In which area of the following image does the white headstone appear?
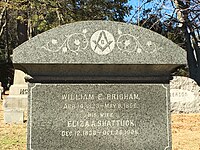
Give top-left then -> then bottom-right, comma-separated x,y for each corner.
170,76 -> 200,113
13,69 -> 27,84
3,69 -> 28,123
0,82 -> 3,99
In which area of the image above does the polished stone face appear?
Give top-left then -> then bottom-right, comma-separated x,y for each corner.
13,21 -> 186,65
27,84 -> 171,150
12,21 -> 186,84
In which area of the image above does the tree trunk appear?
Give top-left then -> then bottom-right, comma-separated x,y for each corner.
173,0 -> 200,85
17,1 -> 29,45
17,11 -> 28,45
184,23 -> 197,80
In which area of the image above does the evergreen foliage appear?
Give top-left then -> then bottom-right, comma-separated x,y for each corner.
0,0 -> 132,88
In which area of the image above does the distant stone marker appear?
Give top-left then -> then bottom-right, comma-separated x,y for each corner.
0,82 -> 3,99
13,69 -> 27,84
3,69 -> 28,123
13,21 -> 186,149
170,76 -> 200,113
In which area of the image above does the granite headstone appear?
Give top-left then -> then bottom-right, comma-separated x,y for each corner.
13,21 -> 186,149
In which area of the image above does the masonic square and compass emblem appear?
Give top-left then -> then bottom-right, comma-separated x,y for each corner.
90,30 -> 115,55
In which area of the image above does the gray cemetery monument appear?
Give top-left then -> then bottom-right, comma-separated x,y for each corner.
13,21 -> 186,150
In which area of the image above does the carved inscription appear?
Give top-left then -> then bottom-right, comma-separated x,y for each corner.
20,88 -> 28,95
29,84 -> 170,150
60,93 -> 139,137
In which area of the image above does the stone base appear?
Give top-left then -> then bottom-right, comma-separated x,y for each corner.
3,95 -> 27,111
4,110 -> 24,124
171,98 -> 200,113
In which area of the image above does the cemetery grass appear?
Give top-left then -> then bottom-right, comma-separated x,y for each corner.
1,101 -> 200,150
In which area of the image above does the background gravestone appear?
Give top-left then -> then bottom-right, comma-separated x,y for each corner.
170,76 -> 200,113
3,69 -> 28,123
0,82 -> 3,99
13,21 -> 186,149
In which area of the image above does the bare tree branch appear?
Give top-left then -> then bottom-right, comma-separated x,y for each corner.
0,1 -> 7,37
0,21 -> 6,36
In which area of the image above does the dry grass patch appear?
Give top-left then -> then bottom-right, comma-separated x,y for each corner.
0,100 -> 26,150
172,114 -> 200,150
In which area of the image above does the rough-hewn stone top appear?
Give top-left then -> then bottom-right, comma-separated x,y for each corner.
13,21 -> 186,65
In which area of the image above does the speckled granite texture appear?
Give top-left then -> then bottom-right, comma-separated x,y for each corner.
12,21 -> 186,83
13,21 -> 186,65
27,84 -> 171,150
11,21 -> 187,150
